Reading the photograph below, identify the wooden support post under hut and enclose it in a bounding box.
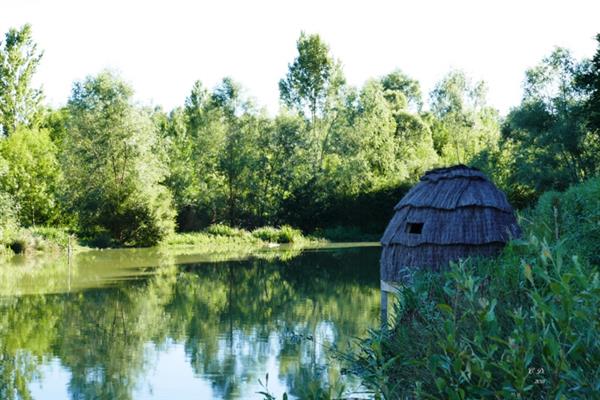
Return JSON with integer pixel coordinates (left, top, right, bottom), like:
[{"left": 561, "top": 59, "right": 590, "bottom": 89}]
[{"left": 379, "top": 165, "right": 521, "bottom": 325}]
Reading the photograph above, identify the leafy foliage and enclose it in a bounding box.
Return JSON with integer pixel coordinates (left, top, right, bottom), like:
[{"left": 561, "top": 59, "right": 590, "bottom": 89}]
[
  {"left": 429, "top": 70, "right": 500, "bottom": 166},
  {"left": 529, "top": 176, "right": 600, "bottom": 264},
  {"left": 251, "top": 225, "right": 303, "bottom": 244},
  {"left": 479, "top": 46, "right": 600, "bottom": 207},
  {"left": 347, "top": 246, "right": 599, "bottom": 398},
  {"left": 63, "top": 71, "right": 175, "bottom": 246},
  {"left": 0, "top": 24, "right": 43, "bottom": 136},
  {"left": 0, "top": 126, "right": 63, "bottom": 226},
  {"left": 0, "top": 24, "right": 599, "bottom": 249},
  {"left": 345, "top": 178, "right": 600, "bottom": 399}
]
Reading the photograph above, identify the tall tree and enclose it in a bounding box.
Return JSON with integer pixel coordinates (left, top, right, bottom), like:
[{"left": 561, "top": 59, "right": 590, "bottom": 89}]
[
  {"left": 64, "top": 71, "right": 175, "bottom": 246},
  {"left": 381, "top": 70, "right": 423, "bottom": 112},
  {"left": 279, "top": 32, "right": 336, "bottom": 123},
  {"left": 429, "top": 70, "right": 500, "bottom": 165},
  {"left": 578, "top": 33, "right": 600, "bottom": 134},
  {"left": 380, "top": 71, "right": 437, "bottom": 180},
  {"left": 0, "top": 24, "right": 43, "bottom": 136},
  {"left": 503, "top": 48, "right": 598, "bottom": 194},
  {"left": 0, "top": 127, "right": 63, "bottom": 226},
  {"left": 0, "top": 155, "right": 18, "bottom": 241},
  {"left": 279, "top": 32, "right": 345, "bottom": 172}
]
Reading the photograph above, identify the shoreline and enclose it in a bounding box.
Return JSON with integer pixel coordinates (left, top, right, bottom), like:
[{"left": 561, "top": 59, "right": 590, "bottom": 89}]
[{"left": 1, "top": 225, "right": 380, "bottom": 263}]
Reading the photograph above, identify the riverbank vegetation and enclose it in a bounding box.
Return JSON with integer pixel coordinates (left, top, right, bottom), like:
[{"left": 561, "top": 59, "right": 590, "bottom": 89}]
[
  {"left": 0, "top": 223, "right": 321, "bottom": 260},
  {"left": 3, "top": 24, "right": 599, "bottom": 256},
  {"left": 342, "top": 176, "right": 600, "bottom": 398}
]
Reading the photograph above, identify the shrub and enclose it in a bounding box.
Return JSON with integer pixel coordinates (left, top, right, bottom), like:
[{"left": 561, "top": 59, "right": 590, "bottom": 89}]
[
  {"left": 205, "top": 224, "right": 243, "bottom": 237},
  {"left": 81, "top": 185, "right": 176, "bottom": 248},
  {"left": 529, "top": 177, "right": 600, "bottom": 264},
  {"left": 0, "top": 190, "right": 19, "bottom": 245},
  {"left": 7, "top": 230, "right": 36, "bottom": 254},
  {"left": 0, "top": 127, "right": 63, "bottom": 226},
  {"left": 345, "top": 236, "right": 600, "bottom": 398},
  {"left": 252, "top": 225, "right": 302, "bottom": 243},
  {"left": 117, "top": 186, "right": 176, "bottom": 247},
  {"left": 277, "top": 225, "right": 302, "bottom": 243},
  {"left": 29, "top": 227, "right": 71, "bottom": 249},
  {"left": 252, "top": 227, "right": 281, "bottom": 243}
]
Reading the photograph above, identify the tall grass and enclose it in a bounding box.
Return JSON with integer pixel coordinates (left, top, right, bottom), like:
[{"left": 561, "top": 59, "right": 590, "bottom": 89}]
[
  {"left": 528, "top": 176, "right": 600, "bottom": 264},
  {"left": 1, "top": 226, "right": 72, "bottom": 257},
  {"left": 251, "top": 225, "right": 304, "bottom": 244},
  {"left": 165, "top": 224, "right": 317, "bottom": 248}
]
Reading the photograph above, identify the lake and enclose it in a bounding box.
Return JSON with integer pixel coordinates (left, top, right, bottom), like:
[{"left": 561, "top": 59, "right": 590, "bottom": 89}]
[{"left": 0, "top": 243, "right": 381, "bottom": 399}]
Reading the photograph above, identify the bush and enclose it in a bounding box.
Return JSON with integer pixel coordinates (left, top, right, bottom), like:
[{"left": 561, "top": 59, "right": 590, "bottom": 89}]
[
  {"left": 29, "top": 227, "right": 71, "bottom": 249},
  {"left": 8, "top": 237, "right": 27, "bottom": 254},
  {"left": 252, "top": 225, "right": 302, "bottom": 243},
  {"left": 7, "top": 230, "right": 36, "bottom": 254},
  {"left": 345, "top": 237, "right": 600, "bottom": 398},
  {"left": 0, "top": 190, "right": 19, "bottom": 244},
  {"left": 205, "top": 224, "right": 244, "bottom": 237},
  {"left": 82, "top": 185, "right": 176, "bottom": 248},
  {"left": 529, "top": 177, "right": 600, "bottom": 264},
  {"left": 0, "top": 127, "right": 63, "bottom": 226},
  {"left": 118, "top": 187, "right": 176, "bottom": 247}
]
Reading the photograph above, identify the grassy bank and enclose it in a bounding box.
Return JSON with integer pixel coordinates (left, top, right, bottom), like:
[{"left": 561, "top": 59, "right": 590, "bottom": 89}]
[
  {"left": 342, "top": 178, "right": 600, "bottom": 399},
  {"left": 0, "top": 227, "right": 76, "bottom": 260},
  {"left": 1, "top": 224, "right": 326, "bottom": 260}
]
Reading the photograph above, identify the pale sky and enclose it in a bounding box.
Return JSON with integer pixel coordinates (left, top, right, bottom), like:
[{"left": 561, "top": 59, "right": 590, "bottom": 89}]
[{"left": 2, "top": 0, "right": 599, "bottom": 116}]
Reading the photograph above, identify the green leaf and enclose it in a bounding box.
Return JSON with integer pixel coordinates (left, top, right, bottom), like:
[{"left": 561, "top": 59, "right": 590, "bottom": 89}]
[
  {"left": 523, "top": 263, "right": 534, "bottom": 285},
  {"left": 437, "top": 303, "right": 453, "bottom": 315}
]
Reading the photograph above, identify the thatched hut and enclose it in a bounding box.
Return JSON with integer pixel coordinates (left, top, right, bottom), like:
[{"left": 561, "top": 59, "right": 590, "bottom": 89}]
[{"left": 380, "top": 165, "right": 521, "bottom": 286}]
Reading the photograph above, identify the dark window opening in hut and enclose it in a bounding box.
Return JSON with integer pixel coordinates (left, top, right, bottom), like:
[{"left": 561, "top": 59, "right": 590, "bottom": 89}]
[{"left": 406, "top": 222, "right": 423, "bottom": 234}]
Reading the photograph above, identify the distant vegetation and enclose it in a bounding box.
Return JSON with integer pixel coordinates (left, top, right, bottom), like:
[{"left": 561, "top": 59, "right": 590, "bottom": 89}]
[{"left": 1, "top": 25, "right": 600, "bottom": 253}]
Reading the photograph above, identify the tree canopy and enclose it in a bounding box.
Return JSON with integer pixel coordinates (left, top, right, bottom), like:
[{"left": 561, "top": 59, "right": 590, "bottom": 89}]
[{"left": 1, "top": 26, "right": 600, "bottom": 246}]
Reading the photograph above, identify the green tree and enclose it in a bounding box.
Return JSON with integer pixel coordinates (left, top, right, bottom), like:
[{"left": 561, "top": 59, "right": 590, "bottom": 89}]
[
  {"left": 429, "top": 70, "right": 500, "bottom": 165},
  {"left": 0, "top": 127, "right": 63, "bottom": 226},
  {"left": 63, "top": 71, "right": 175, "bottom": 246},
  {"left": 502, "top": 48, "right": 598, "bottom": 197},
  {"left": 323, "top": 80, "right": 397, "bottom": 195},
  {"left": 0, "top": 24, "right": 43, "bottom": 136},
  {"left": 0, "top": 156, "right": 18, "bottom": 243},
  {"left": 578, "top": 33, "right": 600, "bottom": 136},
  {"left": 279, "top": 32, "right": 336, "bottom": 124},
  {"left": 380, "top": 71, "right": 438, "bottom": 181},
  {"left": 279, "top": 32, "right": 345, "bottom": 173},
  {"left": 182, "top": 80, "right": 228, "bottom": 227},
  {"left": 164, "top": 78, "right": 272, "bottom": 228},
  {"left": 381, "top": 69, "right": 423, "bottom": 112}
]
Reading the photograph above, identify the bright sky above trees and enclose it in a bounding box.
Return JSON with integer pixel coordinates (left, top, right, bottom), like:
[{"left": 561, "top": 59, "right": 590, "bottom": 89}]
[{"left": 2, "top": 0, "right": 599, "bottom": 115}]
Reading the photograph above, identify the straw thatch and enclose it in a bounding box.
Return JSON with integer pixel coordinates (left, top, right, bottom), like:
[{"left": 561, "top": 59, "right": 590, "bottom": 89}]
[{"left": 381, "top": 165, "right": 521, "bottom": 283}]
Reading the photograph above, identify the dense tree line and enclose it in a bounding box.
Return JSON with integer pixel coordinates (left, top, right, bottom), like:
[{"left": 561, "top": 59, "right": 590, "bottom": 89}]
[{"left": 1, "top": 25, "right": 600, "bottom": 246}]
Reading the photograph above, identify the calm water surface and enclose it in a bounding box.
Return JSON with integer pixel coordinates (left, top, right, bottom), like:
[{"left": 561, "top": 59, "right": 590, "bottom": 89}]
[{"left": 0, "top": 243, "right": 381, "bottom": 399}]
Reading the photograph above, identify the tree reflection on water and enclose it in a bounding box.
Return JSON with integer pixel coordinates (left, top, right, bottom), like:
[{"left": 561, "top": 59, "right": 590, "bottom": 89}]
[{"left": 0, "top": 245, "right": 380, "bottom": 399}]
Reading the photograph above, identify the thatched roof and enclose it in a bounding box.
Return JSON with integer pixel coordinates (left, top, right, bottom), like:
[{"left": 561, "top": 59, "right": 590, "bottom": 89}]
[{"left": 381, "top": 165, "right": 521, "bottom": 283}]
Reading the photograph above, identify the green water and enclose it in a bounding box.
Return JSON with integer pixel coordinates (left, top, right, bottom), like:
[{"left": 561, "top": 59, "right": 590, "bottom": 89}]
[{"left": 0, "top": 243, "right": 381, "bottom": 399}]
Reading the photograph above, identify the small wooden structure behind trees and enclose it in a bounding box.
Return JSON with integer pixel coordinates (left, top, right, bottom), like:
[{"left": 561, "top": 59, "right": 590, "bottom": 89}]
[{"left": 379, "top": 165, "right": 521, "bottom": 322}]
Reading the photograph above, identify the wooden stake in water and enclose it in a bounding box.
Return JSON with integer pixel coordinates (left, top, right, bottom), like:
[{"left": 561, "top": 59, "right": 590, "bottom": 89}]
[
  {"left": 381, "top": 289, "right": 388, "bottom": 328},
  {"left": 67, "top": 235, "right": 73, "bottom": 292},
  {"left": 380, "top": 280, "right": 399, "bottom": 328}
]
